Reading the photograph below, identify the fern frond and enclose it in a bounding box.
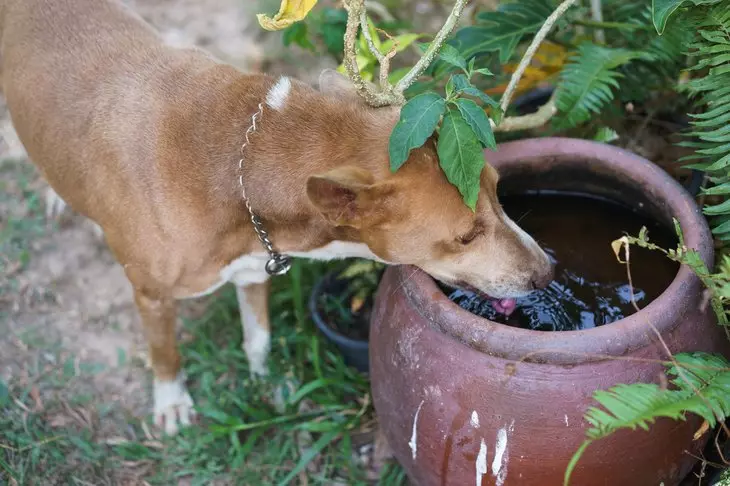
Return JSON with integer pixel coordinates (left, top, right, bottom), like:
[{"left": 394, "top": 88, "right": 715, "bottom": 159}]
[
  {"left": 553, "top": 44, "right": 646, "bottom": 129},
  {"left": 565, "top": 352, "right": 730, "bottom": 485},
  {"left": 451, "top": 0, "right": 554, "bottom": 63}
]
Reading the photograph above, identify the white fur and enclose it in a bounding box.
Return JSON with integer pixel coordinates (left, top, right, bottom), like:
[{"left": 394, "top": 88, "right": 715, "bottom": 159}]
[
  {"left": 153, "top": 373, "right": 196, "bottom": 436},
  {"left": 504, "top": 214, "right": 541, "bottom": 253},
  {"left": 186, "top": 241, "right": 384, "bottom": 299},
  {"left": 265, "top": 76, "right": 291, "bottom": 111},
  {"left": 236, "top": 285, "right": 270, "bottom": 377}
]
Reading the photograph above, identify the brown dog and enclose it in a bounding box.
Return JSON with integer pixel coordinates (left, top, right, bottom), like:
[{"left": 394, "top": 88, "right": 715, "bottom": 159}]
[{"left": 0, "top": 0, "right": 553, "bottom": 434}]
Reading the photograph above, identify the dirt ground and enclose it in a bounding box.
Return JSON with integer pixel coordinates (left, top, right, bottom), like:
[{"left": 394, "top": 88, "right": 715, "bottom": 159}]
[{"left": 0, "top": 0, "right": 335, "bottom": 441}]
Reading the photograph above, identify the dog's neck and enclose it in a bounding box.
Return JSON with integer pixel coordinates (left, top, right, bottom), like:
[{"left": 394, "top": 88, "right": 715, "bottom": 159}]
[{"left": 171, "top": 70, "right": 396, "bottom": 259}]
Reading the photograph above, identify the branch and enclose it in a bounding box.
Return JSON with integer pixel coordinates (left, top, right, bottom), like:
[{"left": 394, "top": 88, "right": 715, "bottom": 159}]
[
  {"left": 499, "top": 0, "right": 580, "bottom": 114},
  {"left": 343, "top": 0, "right": 402, "bottom": 106},
  {"left": 492, "top": 92, "right": 558, "bottom": 132},
  {"left": 394, "top": 0, "right": 470, "bottom": 94},
  {"left": 359, "top": 10, "right": 398, "bottom": 89}
]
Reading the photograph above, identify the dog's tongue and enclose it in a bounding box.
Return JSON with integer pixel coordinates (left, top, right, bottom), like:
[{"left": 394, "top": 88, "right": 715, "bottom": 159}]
[{"left": 491, "top": 298, "right": 517, "bottom": 316}]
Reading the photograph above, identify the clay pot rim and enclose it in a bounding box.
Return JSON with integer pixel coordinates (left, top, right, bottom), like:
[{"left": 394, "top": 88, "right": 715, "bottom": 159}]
[{"left": 396, "top": 137, "right": 714, "bottom": 364}]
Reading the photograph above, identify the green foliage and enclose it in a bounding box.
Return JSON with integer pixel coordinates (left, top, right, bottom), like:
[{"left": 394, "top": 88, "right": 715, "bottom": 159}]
[
  {"left": 438, "top": 107, "right": 487, "bottom": 210},
  {"left": 389, "top": 93, "right": 446, "bottom": 172},
  {"left": 565, "top": 352, "right": 730, "bottom": 485},
  {"left": 451, "top": 0, "right": 555, "bottom": 63},
  {"left": 389, "top": 47, "right": 497, "bottom": 208},
  {"left": 680, "top": 3, "right": 730, "bottom": 246},
  {"left": 553, "top": 45, "right": 647, "bottom": 129},
  {"left": 652, "top": 0, "right": 687, "bottom": 33}
]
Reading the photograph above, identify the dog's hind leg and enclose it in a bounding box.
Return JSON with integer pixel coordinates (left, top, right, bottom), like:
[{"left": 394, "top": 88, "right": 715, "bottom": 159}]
[
  {"left": 236, "top": 281, "right": 271, "bottom": 377},
  {"left": 134, "top": 289, "right": 196, "bottom": 435}
]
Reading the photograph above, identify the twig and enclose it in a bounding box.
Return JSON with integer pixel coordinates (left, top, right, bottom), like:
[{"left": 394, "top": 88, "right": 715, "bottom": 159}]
[
  {"left": 358, "top": 12, "right": 399, "bottom": 89},
  {"left": 343, "top": 0, "right": 402, "bottom": 106},
  {"left": 394, "top": 0, "right": 470, "bottom": 94},
  {"left": 499, "top": 0, "right": 580, "bottom": 113},
  {"left": 493, "top": 92, "right": 558, "bottom": 132}
]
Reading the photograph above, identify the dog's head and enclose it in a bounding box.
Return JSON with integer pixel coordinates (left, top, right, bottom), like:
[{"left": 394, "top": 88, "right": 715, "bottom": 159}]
[{"left": 307, "top": 71, "right": 554, "bottom": 305}]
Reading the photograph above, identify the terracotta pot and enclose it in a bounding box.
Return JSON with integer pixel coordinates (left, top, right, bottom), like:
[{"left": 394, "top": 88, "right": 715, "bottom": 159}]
[{"left": 369, "top": 138, "right": 730, "bottom": 486}]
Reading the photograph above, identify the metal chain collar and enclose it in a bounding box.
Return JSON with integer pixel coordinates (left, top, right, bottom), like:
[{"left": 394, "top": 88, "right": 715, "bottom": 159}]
[{"left": 238, "top": 103, "right": 292, "bottom": 276}]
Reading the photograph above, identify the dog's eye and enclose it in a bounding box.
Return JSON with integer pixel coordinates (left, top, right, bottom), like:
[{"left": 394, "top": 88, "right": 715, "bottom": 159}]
[{"left": 457, "top": 229, "right": 483, "bottom": 245}]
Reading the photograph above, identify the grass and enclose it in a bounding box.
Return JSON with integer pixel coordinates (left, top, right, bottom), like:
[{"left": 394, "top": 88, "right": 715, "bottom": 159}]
[
  {"left": 1, "top": 259, "right": 408, "bottom": 484},
  {"left": 0, "top": 156, "right": 405, "bottom": 484},
  {"left": 0, "top": 161, "right": 406, "bottom": 486}
]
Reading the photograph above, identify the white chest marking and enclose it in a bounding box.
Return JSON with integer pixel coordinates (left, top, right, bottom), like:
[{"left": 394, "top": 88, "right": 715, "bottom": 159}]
[{"left": 184, "top": 241, "right": 384, "bottom": 298}]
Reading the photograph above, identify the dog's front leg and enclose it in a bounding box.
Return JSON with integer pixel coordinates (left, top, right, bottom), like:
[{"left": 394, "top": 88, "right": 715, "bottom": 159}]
[
  {"left": 134, "top": 290, "right": 196, "bottom": 435},
  {"left": 236, "top": 281, "right": 272, "bottom": 377}
]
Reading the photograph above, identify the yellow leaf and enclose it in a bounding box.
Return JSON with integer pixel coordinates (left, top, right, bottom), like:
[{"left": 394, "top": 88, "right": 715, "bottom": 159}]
[{"left": 257, "top": 0, "right": 318, "bottom": 31}]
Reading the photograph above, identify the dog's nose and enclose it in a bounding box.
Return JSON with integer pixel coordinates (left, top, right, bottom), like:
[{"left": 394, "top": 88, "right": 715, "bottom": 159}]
[{"left": 531, "top": 264, "right": 555, "bottom": 290}]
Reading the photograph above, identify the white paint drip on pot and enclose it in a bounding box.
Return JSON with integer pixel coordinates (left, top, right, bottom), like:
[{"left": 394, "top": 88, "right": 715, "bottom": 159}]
[
  {"left": 471, "top": 411, "right": 480, "bottom": 428},
  {"left": 564, "top": 414, "right": 569, "bottom": 427},
  {"left": 492, "top": 421, "right": 514, "bottom": 486},
  {"left": 475, "top": 438, "right": 488, "bottom": 486},
  {"left": 408, "top": 400, "right": 425, "bottom": 460}
]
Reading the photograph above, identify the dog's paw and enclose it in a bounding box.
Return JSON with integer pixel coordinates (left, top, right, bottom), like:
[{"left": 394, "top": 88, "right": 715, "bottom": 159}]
[{"left": 153, "top": 375, "right": 197, "bottom": 436}]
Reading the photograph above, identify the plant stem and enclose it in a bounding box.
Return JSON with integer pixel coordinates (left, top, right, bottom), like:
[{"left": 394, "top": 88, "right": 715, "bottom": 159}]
[
  {"left": 574, "top": 19, "right": 645, "bottom": 30},
  {"left": 590, "top": 0, "right": 605, "bottom": 43},
  {"left": 394, "top": 0, "right": 469, "bottom": 94},
  {"left": 492, "top": 92, "right": 558, "bottom": 132},
  {"left": 499, "top": 0, "right": 580, "bottom": 114},
  {"left": 343, "top": 0, "right": 402, "bottom": 106}
]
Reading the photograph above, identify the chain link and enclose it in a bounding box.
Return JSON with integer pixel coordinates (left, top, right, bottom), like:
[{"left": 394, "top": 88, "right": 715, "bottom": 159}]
[{"left": 238, "top": 103, "right": 292, "bottom": 276}]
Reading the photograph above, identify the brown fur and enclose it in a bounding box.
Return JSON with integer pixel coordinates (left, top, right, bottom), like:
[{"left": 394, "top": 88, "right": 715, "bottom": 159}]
[{"left": 0, "top": 0, "right": 552, "bottom": 432}]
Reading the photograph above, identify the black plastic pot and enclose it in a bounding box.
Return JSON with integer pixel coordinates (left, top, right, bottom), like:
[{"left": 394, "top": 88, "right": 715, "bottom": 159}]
[
  {"left": 309, "top": 273, "right": 370, "bottom": 373},
  {"left": 512, "top": 85, "right": 704, "bottom": 196}
]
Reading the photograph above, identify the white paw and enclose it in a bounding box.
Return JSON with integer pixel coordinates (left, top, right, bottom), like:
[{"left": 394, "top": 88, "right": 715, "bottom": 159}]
[
  {"left": 153, "top": 374, "right": 196, "bottom": 436},
  {"left": 44, "top": 186, "right": 67, "bottom": 220}
]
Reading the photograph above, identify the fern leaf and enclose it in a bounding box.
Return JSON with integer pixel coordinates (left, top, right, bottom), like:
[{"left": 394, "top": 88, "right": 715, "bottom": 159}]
[
  {"left": 451, "top": 0, "right": 554, "bottom": 63},
  {"left": 565, "top": 352, "right": 730, "bottom": 485},
  {"left": 553, "top": 44, "right": 646, "bottom": 129}
]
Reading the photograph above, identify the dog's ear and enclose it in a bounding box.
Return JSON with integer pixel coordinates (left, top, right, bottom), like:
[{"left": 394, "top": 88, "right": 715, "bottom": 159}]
[
  {"left": 318, "top": 69, "right": 361, "bottom": 101},
  {"left": 306, "top": 166, "right": 390, "bottom": 228}
]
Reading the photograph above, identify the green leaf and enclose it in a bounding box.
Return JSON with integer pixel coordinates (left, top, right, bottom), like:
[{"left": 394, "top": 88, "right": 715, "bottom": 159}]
[
  {"left": 704, "top": 198, "right": 730, "bottom": 216},
  {"left": 451, "top": 74, "right": 500, "bottom": 108},
  {"left": 593, "top": 126, "right": 619, "bottom": 143},
  {"left": 451, "top": 0, "right": 554, "bottom": 63},
  {"left": 437, "top": 108, "right": 485, "bottom": 210},
  {"left": 554, "top": 44, "right": 647, "bottom": 129},
  {"left": 382, "top": 33, "right": 422, "bottom": 55},
  {"left": 438, "top": 44, "right": 468, "bottom": 72},
  {"left": 283, "top": 22, "right": 315, "bottom": 50},
  {"left": 319, "top": 8, "right": 348, "bottom": 57},
  {"left": 454, "top": 98, "right": 496, "bottom": 150},
  {"left": 389, "top": 92, "right": 446, "bottom": 172},
  {"left": 276, "top": 429, "right": 340, "bottom": 486},
  {"left": 0, "top": 379, "right": 8, "bottom": 406},
  {"left": 652, "top": 0, "right": 687, "bottom": 34},
  {"left": 567, "top": 353, "right": 730, "bottom": 482},
  {"left": 473, "top": 68, "right": 494, "bottom": 77}
]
